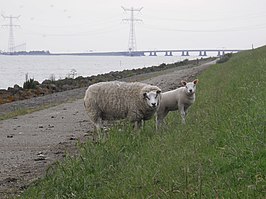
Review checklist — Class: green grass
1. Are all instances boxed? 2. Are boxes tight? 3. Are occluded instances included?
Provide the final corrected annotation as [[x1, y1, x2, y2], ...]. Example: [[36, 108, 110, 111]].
[[0, 105, 55, 121], [21, 47, 266, 198], [0, 100, 77, 121]]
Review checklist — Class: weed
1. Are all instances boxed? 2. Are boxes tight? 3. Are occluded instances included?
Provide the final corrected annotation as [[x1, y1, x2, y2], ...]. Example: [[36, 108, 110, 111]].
[[23, 78, 39, 89]]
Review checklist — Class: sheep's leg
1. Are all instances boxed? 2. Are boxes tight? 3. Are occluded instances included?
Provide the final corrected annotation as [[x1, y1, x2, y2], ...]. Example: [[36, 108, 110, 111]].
[[133, 120, 142, 130], [95, 118, 102, 132], [95, 117, 106, 140], [141, 120, 145, 130], [88, 112, 103, 141], [85, 105, 106, 141]]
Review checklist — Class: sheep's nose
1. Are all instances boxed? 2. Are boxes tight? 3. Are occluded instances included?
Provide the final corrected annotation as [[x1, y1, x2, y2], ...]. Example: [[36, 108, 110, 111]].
[[189, 89, 192, 93], [151, 103, 156, 107]]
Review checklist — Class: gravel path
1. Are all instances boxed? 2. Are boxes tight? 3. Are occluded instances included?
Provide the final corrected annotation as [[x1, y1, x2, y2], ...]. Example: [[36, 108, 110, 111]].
[[0, 60, 216, 198]]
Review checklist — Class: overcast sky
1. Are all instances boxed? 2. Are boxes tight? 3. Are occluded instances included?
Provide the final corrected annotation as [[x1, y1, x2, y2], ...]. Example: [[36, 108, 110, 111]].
[[1, 0, 266, 52]]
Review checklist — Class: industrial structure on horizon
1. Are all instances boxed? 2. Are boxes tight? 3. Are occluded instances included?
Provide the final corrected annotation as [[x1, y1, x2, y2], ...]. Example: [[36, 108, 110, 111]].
[[122, 6, 143, 54], [0, 11, 243, 56], [1, 14, 26, 53]]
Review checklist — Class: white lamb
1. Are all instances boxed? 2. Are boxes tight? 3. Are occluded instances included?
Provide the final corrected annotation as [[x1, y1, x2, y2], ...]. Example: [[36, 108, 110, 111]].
[[84, 81, 162, 132], [156, 79, 199, 129]]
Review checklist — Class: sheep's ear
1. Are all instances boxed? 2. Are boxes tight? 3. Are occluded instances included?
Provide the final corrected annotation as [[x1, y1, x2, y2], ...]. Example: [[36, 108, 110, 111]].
[[156, 90, 161, 94], [143, 92, 147, 99], [193, 79, 199, 85], [181, 80, 187, 86]]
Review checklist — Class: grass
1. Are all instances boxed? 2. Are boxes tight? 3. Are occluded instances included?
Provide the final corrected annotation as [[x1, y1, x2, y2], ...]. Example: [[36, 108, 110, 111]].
[[0, 97, 79, 121], [20, 47, 265, 198], [0, 104, 58, 121], [0, 107, 51, 121]]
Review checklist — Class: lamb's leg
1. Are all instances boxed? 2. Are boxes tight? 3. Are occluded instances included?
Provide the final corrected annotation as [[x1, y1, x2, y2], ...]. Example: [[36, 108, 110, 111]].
[[155, 113, 162, 131], [179, 104, 186, 124], [156, 111, 168, 130], [155, 113, 159, 131]]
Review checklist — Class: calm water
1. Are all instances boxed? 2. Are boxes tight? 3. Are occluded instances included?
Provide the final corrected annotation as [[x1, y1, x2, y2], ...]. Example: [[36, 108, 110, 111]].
[[0, 55, 201, 89]]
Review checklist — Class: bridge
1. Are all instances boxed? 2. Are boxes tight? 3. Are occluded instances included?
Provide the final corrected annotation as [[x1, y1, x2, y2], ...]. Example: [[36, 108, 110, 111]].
[[52, 49, 242, 57], [127, 49, 242, 57]]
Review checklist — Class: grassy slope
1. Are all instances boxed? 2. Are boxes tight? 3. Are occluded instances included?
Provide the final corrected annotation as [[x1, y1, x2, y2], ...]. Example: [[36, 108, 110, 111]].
[[21, 47, 265, 198]]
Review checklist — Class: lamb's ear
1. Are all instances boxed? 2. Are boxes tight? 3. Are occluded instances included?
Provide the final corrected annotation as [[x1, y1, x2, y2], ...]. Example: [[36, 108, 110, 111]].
[[193, 79, 199, 85], [181, 80, 187, 86]]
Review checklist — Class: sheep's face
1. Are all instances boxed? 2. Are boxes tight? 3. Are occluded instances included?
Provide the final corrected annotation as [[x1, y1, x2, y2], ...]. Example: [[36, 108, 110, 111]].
[[143, 90, 161, 108], [181, 79, 199, 95]]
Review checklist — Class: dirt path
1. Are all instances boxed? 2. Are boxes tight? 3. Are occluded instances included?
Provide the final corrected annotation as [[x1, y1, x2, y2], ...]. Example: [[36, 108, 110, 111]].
[[0, 60, 216, 198]]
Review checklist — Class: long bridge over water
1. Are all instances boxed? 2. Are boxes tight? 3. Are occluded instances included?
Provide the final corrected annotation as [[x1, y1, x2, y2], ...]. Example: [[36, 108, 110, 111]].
[[53, 49, 242, 57], [130, 49, 241, 56]]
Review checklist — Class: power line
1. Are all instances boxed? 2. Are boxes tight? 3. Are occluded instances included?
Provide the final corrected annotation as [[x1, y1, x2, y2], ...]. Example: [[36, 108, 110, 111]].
[[1, 15, 20, 53], [144, 11, 266, 23], [141, 23, 266, 33], [122, 6, 143, 53]]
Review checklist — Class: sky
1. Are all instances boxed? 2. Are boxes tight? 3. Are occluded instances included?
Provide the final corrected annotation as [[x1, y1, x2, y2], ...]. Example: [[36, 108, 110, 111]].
[[0, 0, 266, 53]]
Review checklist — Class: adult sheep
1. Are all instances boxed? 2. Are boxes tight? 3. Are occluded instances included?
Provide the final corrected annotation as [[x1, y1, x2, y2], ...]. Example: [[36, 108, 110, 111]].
[[84, 81, 161, 133]]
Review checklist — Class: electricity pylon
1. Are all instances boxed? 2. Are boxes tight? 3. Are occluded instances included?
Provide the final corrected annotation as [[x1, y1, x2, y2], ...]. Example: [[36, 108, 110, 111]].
[[1, 15, 20, 53], [122, 7, 143, 53]]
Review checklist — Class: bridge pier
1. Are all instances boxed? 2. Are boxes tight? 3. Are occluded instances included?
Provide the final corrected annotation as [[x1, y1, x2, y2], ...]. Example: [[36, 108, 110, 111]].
[[165, 51, 173, 56], [181, 51, 189, 56], [199, 51, 207, 56], [149, 52, 157, 56], [217, 50, 225, 56]]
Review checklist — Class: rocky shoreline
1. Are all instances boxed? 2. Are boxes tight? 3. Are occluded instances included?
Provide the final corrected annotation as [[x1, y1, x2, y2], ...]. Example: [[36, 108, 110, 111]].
[[0, 58, 213, 105]]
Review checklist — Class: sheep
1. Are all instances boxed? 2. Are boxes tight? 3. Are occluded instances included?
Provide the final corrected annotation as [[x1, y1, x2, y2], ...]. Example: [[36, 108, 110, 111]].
[[84, 81, 162, 134], [156, 79, 199, 129]]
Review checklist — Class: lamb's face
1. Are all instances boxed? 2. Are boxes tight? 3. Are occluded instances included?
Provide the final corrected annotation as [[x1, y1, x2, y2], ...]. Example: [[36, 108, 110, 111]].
[[143, 90, 161, 108], [181, 79, 199, 95]]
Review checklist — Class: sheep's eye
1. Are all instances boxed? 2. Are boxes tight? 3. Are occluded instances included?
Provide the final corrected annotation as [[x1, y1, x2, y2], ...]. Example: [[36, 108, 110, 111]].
[[143, 93, 150, 100]]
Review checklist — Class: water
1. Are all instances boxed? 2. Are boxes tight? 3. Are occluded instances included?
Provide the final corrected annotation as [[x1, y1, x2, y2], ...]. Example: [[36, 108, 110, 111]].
[[0, 55, 201, 89]]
